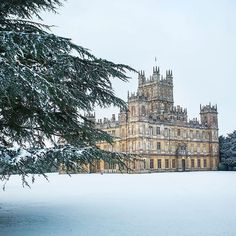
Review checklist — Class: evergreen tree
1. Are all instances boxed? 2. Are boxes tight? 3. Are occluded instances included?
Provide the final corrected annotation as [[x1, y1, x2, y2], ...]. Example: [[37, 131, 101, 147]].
[[0, 0, 135, 184], [219, 131, 236, 169]]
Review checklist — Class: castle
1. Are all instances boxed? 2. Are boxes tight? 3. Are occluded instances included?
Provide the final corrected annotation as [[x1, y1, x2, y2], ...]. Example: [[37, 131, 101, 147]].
[[93, 65, 219, 172]]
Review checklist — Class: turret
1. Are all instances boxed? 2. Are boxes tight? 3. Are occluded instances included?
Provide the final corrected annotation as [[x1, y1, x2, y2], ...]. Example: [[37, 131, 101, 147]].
[[138, 70, 146, 85], [152, 66, 160, 81], [200, 103, 218, 128], [166, 70, 173, 84]]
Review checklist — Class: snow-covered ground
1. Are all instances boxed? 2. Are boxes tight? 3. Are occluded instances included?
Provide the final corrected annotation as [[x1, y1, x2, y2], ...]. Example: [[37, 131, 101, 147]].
[[1, 172, 236, 236]]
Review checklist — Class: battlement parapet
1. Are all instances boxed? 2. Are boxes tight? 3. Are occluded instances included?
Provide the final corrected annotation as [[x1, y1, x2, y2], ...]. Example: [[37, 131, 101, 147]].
[[170, 105, 187, 114], [200, 103, 217, 113], [138, 67, 173, 86]]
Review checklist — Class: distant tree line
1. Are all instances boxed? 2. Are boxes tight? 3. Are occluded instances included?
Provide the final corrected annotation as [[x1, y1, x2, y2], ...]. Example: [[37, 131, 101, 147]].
[[219, 131, 236, 170]]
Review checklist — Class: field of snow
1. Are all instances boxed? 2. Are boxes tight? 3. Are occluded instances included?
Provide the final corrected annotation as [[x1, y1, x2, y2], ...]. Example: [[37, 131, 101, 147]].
[[0, 171, 236, 236]]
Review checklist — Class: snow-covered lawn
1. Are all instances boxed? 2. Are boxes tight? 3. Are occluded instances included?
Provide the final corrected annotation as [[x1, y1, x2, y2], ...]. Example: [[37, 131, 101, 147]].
[[0, 172, 236, 236]]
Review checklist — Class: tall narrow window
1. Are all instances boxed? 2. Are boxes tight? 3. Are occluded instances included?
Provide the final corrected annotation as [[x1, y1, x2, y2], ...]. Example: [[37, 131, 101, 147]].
[[190, 130, 193, 138], [132, 141, 135, 151], [149, 126, 153, 135], [196, 131, 199, 139], [131, 125, 134, 135], [172, 159, 176, 168], [156, 127, 160, 135], [150, 159, 154, 169], [165, 159, 169, 168], [164, 128, 168, 136], [131, 106, 136, 116], [197, 159, 201, 168], [204, 159, 207, 168], [191, 159, 195, 168], [157, 142, 161, 150], [158, 159, 162, 169], [141, 106, 146, 116], [177, 129, 181, 136], [121, 128, 125, 137]]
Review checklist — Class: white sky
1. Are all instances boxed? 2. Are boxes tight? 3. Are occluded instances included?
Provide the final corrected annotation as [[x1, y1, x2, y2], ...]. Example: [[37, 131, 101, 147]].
[[41, 0, 236, 135]]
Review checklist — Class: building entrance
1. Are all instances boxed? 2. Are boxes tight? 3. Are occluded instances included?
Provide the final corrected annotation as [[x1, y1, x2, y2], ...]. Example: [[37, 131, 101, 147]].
[[182, 159, 186, 171]]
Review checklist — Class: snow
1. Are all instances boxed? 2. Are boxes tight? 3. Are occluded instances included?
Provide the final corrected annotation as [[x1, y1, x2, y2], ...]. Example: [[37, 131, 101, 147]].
[[1, 172, 236, 236]]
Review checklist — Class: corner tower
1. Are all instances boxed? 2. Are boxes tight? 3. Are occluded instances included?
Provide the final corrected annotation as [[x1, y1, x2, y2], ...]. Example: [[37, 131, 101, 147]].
[[200, 104, 218, 128]]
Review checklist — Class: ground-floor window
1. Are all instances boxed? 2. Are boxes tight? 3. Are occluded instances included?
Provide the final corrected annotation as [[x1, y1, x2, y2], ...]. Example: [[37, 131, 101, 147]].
[[165, 159, 169, 168], [158, 159, 162, 169], [191, 159, 195, 168], [150, 159, 154, 169], [197, 159, 201, 168], [133, 160, 136, 169], [172, 159, 176, 168], [203, 159, 207, 168]]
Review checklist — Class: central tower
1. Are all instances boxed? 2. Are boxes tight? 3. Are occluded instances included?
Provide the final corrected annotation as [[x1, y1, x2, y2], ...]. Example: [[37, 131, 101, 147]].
[[128, 66, 174, 119]]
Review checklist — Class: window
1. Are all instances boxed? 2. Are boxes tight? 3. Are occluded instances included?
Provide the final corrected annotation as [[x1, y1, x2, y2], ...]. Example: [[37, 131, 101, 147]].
[[165, 142, 168, 152], [213, 117, 216, 123], [197, 144, 200, 153], [191, 144, 194, 153], [121, 128, 125, 137], [172, 145, 176, 153], [141, 106, 146, 116], [164, 128, 168, 136], [190, 130, 193, 138], [132, 141, 135, 151], [172, 159, 176, 168], [150, 159, 154, 169], [131, 125, 136, 135], [204, 159, 207, 168], [149, 126, 153, 135], [133, 160, 136, 169], [112, 130, 115, 136], [203, 144, 206, 153], [191, 159, 195, 168], [165, 159, 169, 168], [150, 141, 153, 150], [202, 131, 205, 140], [177, 129, 181, 136], [157, 142, 161, 150], [131, 106, 136, 116], [158, 159, 162, 169], [197, 159, 201, 168], [122, 144, 125, 152], [196, 131, 199, 139], [156, 127, 160, 135], [137, 142, 140, 149]]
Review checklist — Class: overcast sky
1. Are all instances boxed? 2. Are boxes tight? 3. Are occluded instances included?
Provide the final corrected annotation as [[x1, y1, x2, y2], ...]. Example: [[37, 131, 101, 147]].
[[41, 0, 236, 135]]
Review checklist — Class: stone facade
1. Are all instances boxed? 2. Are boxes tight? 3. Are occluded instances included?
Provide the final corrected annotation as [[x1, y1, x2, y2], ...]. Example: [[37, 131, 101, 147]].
[[94, 66, 219, 173]]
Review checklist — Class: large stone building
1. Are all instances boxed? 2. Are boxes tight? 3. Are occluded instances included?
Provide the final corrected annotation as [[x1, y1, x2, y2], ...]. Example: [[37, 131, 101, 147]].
[[95, 66, 219, 173]]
